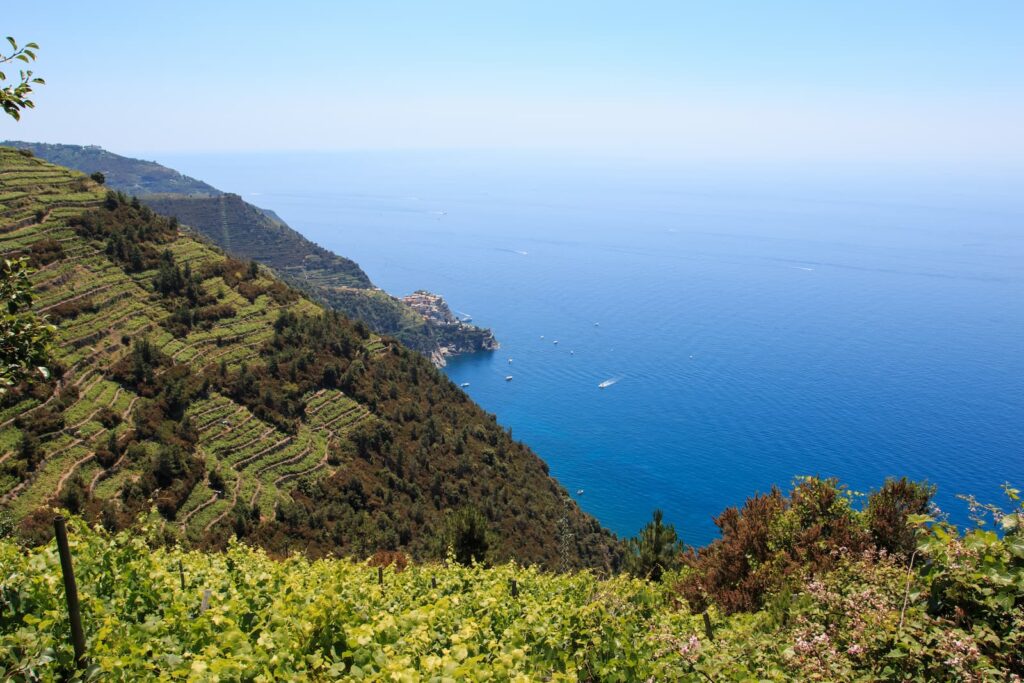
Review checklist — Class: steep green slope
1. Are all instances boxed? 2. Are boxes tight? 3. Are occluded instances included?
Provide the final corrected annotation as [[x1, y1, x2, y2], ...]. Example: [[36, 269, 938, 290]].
[[3, 142, 497, 362], [142, 193, 372, 289], [0, 147, 615, 568]]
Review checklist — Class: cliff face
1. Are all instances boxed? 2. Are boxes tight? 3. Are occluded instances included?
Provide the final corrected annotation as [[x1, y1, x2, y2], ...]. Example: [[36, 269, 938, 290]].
[[0, 147, 618, 569], [3, 142, 498, 365]]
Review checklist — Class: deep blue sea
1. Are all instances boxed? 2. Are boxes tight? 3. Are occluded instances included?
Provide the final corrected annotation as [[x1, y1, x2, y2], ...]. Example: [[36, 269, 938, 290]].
[[155, 151, 1024, 545]]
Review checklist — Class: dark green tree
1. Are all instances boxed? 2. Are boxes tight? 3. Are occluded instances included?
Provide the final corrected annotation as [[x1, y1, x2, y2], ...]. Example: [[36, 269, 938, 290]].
[[446, 506, 490, 565], [625, 509, 683, 581]]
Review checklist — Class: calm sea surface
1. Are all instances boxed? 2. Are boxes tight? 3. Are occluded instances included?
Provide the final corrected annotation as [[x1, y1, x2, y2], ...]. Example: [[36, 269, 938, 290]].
[[156, 151, 1024, 545]]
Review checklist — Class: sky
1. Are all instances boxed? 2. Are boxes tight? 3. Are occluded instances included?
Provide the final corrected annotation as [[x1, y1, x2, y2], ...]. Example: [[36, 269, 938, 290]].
[[4, 1, 1023, 167]]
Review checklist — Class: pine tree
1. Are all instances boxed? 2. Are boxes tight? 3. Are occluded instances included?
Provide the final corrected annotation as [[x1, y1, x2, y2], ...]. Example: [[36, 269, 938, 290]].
[[625, 509, 683, 581], [446, 507, 490, 565]]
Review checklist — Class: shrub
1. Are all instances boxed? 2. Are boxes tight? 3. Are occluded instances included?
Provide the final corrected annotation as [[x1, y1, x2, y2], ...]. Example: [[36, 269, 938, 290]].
[[916, 487, 1024, 674], [368, 549, 410, 572], [59, 474, 87, 515], [46, 296, 98, 322], [95, 407, 121, 429], [680, 478, 873, 614], [865, 477, 935, 557], [94, 447, 118, 469], [26, 238, 64, 267]]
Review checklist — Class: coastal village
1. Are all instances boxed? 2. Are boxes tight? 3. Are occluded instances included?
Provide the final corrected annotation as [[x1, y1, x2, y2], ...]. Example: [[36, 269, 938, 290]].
[[402, 290, 499, 365]]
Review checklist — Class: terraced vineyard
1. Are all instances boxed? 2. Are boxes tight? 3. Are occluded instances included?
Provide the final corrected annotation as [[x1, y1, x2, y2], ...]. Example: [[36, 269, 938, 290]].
[[0, 147, 618, 569], [0, 149, 370, 540], [7, 142, 498, 363]]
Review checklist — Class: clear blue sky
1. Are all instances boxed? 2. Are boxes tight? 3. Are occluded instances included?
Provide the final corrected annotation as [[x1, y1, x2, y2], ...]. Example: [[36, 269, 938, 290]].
[[4, 1, 1023, 166]]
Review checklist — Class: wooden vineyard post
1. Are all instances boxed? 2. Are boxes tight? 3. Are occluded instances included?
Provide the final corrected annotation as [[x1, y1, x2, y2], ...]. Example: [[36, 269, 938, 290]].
[[509, 579, 519, 598], [378, 566, 384, 586], [200, 589, 211, 613], [178, 559, 186, 591], [702, 612, 714, 641], [431, 576, 437, 589], [53, 516, 87, 668]]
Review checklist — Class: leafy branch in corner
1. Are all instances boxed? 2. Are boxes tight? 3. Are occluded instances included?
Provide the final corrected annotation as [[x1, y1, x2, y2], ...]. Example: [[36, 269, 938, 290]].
[[1, 36, 44, 121]]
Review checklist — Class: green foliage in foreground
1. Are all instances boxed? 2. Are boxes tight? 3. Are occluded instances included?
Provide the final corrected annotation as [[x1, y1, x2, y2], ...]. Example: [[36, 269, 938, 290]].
[[0, 257, 53, 392], [0, 518, 693, 682], [2, 489, 1022, 682]]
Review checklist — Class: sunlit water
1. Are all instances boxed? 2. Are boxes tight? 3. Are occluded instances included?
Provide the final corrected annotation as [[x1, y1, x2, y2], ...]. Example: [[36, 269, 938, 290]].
[[156, 151, 1024, 544]]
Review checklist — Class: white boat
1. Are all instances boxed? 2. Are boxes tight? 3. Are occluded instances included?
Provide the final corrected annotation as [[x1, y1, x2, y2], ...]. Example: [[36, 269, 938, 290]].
[[505, 375, 514, 381], [598, 379, 616, 389], [553, 340, 559, 345], [508, 358, 513, 364], [576, 489, 585, 495], [460, 382, 470, 388]]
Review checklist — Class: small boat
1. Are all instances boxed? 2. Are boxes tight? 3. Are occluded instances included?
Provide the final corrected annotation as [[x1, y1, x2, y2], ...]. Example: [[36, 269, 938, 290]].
[[576, 489, 585, 495], [594, 322, 600, 326], [505, 375, 514, 381], [570, 350, 575, 355], [553, 340, 559, 345], [508, 358, 513, 364], [460, 382, 470, 388], [598, 379, 616, 389]]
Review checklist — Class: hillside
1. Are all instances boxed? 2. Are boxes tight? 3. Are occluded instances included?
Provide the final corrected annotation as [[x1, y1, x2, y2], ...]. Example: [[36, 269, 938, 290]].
[[0, 141, 220, 196], [142, 193, 373, 289], [0, 147, 615, 568], [2, 141, 497, 363]]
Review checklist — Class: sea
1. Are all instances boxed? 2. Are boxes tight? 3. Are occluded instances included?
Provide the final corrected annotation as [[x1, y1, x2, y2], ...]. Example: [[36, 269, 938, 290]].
[[154, 150, 1024, 546]]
